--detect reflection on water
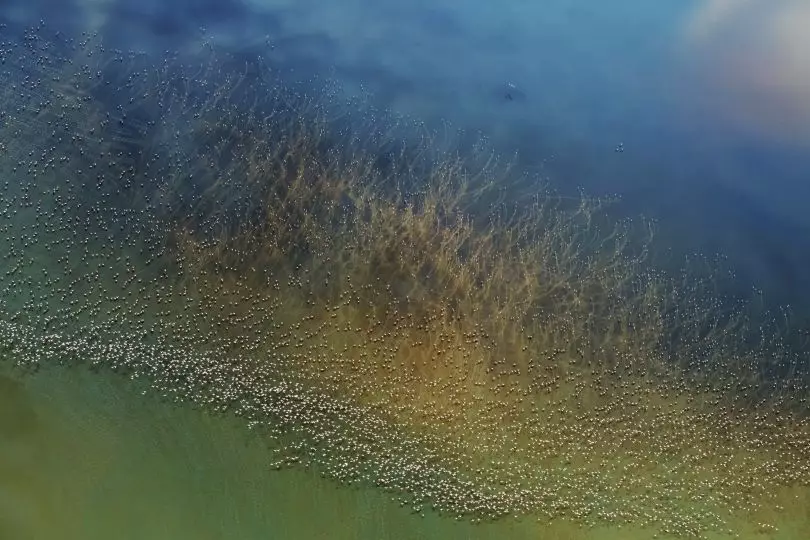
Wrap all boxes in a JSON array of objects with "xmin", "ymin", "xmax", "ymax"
[{"xmin": 681, "ymin": 0, "xmax": 810, "ymax": 146}]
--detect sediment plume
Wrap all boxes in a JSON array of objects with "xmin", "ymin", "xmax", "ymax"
[{"xmin": 1, "ymin": 23, "xmax": 808, "ymax": 538}]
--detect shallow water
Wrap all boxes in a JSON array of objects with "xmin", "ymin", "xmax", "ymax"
[
  {"xmin": 0, "ymin": 361, "xmax": 551, "ymax": 540},
  {"xmin": 1, "ymin": 2, "xmax": 810, "ymax": 539},
  {"xmin": 3, "ymin": 360, "xmax": 810, "ymax": 539}
]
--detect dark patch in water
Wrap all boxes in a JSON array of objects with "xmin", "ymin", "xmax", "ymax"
[{"xmin": 499, "ymin": 81, "xmax": 527, "ymax": 103}]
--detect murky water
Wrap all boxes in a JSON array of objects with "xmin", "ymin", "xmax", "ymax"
[
  {"xmin": 1, "ymin": 3, "xmax": 810, "ymax": 540},
  {"xmin": 3, "ymin": 361, "xmax": 809, "ymax": 539},
  {"xmin": 1, "ymin": 361, "xmax": 553, "ymax": 540}
]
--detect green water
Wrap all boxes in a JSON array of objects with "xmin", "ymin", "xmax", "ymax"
[
  {"xmin": 14, "ymin": 360, "xmax": 797, "ymax": 540},
  {"xmin": 0, "ymin": 361, "xmax": 561, "ymax": 540},
  {"xmin": 1, "ymin": 24, "xmax": 808, "ymax": 540}
]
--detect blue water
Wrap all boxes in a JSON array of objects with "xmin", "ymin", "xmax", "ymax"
[
  {"xmin": 5, "ymin": 0, "xmax": 807, "ymax": 313},
  {"xmin": 2, "ymin": 1, "xmax": 810, "ymax": 538}
]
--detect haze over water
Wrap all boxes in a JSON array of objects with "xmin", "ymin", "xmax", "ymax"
[
  {"xmin": 1, "ymin": 1, "xmax": 809, "ymax": 539},
  {"xmin": 8, "ymin": 0, "xmax": 809, "ymax": 309}
]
